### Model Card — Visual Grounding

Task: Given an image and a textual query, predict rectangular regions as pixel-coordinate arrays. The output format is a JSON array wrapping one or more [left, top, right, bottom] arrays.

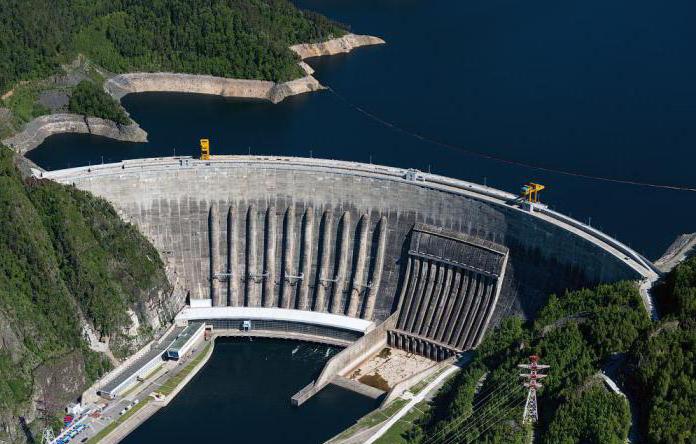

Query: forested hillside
[[401, 266, 696, 444], [0, 146, 171, 442], [625, 256, 696, 443], [0, 0, 346, 93]]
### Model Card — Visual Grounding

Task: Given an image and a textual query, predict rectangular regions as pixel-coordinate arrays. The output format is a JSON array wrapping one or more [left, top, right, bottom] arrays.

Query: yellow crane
[[521, 182, 545, 203], [200, 138, 211, 160]]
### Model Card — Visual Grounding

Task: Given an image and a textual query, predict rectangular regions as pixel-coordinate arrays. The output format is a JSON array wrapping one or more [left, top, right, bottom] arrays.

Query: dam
[[41, 156, 658, 365]]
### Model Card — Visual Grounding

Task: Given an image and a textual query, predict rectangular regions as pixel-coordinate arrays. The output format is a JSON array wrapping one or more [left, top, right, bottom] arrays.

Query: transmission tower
[[41, 428, 55, 444], [518, 354, 549, 424]]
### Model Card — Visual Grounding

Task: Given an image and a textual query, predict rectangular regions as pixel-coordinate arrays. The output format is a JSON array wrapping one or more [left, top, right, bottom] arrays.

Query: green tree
[[68, 80, 130, 125]]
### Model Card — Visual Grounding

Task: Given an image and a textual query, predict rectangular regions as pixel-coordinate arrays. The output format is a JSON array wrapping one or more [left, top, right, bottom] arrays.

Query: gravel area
[[349, 347, 435, 389]]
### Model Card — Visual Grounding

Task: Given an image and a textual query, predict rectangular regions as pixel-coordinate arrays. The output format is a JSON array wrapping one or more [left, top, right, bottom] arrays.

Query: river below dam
[[27, 0, 696, 260], [120, 338, 377, 444]]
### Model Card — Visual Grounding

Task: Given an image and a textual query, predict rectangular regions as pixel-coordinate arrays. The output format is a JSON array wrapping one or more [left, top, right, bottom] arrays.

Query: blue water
[[28, 0, 696, 258], [120, 338, 377, 444]]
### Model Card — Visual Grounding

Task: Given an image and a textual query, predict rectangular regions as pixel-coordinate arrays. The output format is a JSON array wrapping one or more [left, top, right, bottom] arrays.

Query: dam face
[[44, 156, 652, 357]]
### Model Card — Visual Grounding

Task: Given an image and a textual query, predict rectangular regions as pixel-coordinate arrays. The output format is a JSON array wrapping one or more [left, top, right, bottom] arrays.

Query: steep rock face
[[32, 352, 88, 417], [0, 311, 23, 363], [2, 114, 147, 154], [268, 76, 324, 103], [289, 33, 385, 59]]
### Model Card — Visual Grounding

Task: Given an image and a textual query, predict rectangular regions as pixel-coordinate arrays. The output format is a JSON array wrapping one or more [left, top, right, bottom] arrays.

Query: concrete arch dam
[[42, 156, 658, 359]]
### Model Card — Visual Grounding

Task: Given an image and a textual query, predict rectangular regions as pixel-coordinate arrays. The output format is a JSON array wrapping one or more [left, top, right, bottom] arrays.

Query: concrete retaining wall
[[291, 313, 397, 406]]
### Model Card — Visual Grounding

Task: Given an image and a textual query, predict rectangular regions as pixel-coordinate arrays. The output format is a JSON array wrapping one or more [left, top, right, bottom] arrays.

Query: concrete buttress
[[281, 205, 296, 309], [314, 210, 334, 312], [246, 204, 260, 306], [209, 203, 222, 306], [264, 206, 278, 307], [331, 212, 351, 314], [363, 216, 387, 320], [298, 207, 315, 310], [347, 214, 370, 317], [227, 205, 241, 306]]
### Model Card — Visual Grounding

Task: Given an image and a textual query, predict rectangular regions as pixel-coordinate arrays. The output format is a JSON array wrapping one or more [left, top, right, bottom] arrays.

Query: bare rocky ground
[[0, 56, 121, 143], [349, 347, 434, 390], [655, 233, 696, 273]]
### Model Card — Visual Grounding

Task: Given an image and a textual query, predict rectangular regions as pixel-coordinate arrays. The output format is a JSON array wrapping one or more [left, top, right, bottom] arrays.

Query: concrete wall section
[[44, 157, 653, 332], [291, 313, 397, 406]]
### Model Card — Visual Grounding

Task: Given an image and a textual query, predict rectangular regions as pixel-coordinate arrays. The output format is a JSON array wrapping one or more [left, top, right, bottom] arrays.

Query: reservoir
[[27, 0, 696, 260], [120, 338, 377, 444]]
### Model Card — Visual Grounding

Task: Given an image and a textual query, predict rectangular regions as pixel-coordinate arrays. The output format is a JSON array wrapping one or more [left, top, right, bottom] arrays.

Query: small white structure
[[404, 168, 426, 182], [190, 298, 213, 308], [66, 402, 83, 416]]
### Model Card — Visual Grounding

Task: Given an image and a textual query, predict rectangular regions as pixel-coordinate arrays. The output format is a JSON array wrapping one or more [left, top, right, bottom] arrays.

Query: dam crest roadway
[[40, 155, 660, 388]]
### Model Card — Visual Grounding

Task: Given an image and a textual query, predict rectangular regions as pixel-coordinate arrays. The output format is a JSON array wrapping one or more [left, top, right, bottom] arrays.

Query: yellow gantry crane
[[200, 138, 211, 160], [521, 182, 545, 203]]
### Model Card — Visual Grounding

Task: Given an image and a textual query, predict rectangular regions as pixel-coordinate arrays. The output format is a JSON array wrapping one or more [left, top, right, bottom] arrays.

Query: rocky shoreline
[[3, 114, 148, 154], [5, 33, 384, 155], [105, 33, 385, 103], [289, 33, 385, 59], [105, 72, 323, 104], [655, 233, 696, 273]]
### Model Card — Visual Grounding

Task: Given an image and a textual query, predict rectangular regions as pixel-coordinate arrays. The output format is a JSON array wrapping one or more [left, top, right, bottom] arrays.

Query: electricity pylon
[[519, 355, 550, 424]]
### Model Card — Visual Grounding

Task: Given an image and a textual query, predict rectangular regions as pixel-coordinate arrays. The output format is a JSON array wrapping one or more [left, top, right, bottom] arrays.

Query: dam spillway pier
[[264, 206, 278, 308], [314, 210, 334, 312], [41, 156, 659, 366], [332, 212, 352, 315], [298, 207, 315, 311], [282, 205, 297, 309]]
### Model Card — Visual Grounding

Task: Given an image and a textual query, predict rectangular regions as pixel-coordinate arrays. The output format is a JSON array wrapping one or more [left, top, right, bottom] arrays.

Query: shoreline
[[105, 33, 384, 103], [3, 113, 147, 155], [3, 33, 384, 155], [104, 72, 324, 104]]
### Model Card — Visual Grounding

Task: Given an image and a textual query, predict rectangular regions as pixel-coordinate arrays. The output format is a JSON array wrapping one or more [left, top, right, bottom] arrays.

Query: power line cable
[[462, 397, 528, 444], [326, 86, 696, 193], [438, 392, 526, 444], [420, 378, 521, 444], [436, 389, 525, 444], [424, 383, 523, 444]]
